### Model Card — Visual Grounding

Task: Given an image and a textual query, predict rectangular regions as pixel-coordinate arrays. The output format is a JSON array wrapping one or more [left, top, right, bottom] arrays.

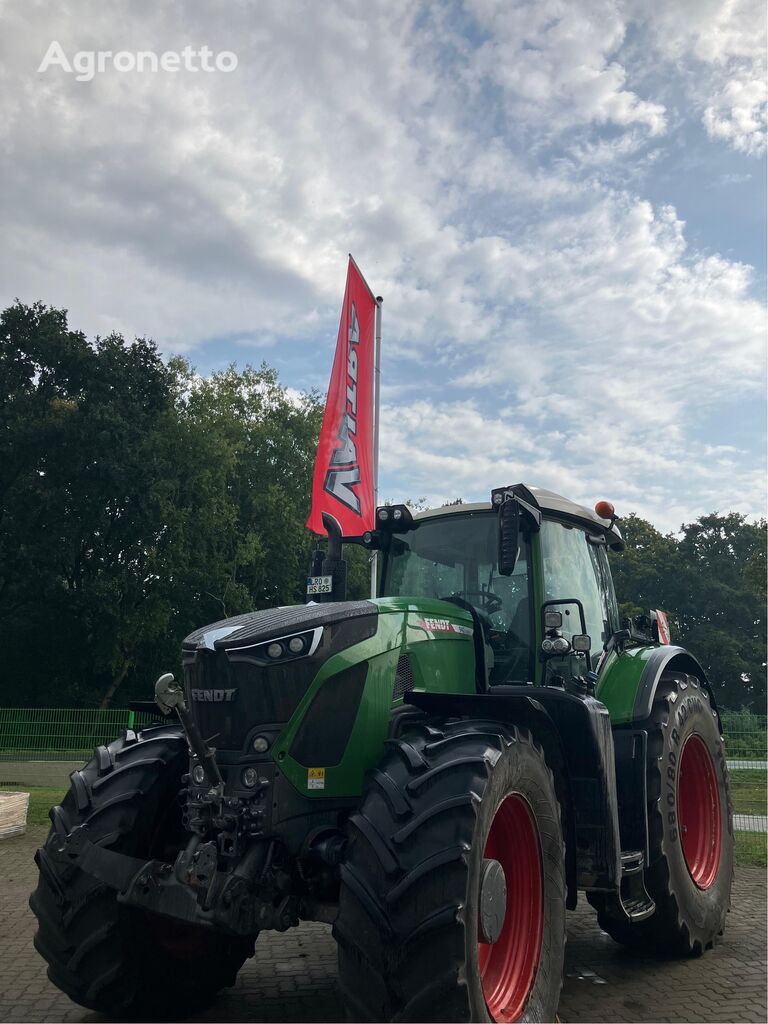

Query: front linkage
[[50, 673, 336, 938]]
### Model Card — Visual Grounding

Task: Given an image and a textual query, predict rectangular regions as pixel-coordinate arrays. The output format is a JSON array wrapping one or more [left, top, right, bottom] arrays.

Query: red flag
[[307, 257, 377, 536]]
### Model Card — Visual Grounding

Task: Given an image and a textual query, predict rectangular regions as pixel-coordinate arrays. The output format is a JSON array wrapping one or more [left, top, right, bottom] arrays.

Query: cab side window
[[540, 520, 612, 664]]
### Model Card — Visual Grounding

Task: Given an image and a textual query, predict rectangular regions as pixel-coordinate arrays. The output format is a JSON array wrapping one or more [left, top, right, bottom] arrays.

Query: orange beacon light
[[595, 500, 616, 520]]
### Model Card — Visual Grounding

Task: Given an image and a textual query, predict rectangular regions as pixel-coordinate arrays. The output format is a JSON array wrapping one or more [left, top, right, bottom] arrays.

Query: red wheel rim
[[678, 734, 722, 890], [478, 794, 543, 1022]]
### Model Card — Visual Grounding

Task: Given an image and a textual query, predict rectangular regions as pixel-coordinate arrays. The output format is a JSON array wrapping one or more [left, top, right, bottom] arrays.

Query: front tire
[[591, 672, 734, 955], [334, 719, 566, 1022], [30, 723, 254, 1017]]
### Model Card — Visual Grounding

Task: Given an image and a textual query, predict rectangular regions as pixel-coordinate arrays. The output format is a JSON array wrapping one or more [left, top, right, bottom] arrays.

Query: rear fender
[[597, 645, 720, 728], [405, 687, 623, 898]]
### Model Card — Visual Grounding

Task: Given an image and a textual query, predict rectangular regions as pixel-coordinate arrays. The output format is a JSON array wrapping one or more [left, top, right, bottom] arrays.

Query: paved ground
[[1, 827, 765, 1024]]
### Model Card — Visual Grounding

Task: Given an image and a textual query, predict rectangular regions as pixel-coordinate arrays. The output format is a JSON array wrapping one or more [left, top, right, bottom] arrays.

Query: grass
[[1, 785, 65, 826], [735, 831, 767, 868], [729, 768, 767, 816], [3, 776, 766, 867], [730, 768, 766, 867]]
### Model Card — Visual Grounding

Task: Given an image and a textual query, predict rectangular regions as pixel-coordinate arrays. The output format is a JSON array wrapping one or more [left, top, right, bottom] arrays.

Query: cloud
[[381, 391, 766, 535], [703, 74, 767, 155], [631, 0, 767, 156], [465, 0, 667, 135], [0, 0, 764, 529]]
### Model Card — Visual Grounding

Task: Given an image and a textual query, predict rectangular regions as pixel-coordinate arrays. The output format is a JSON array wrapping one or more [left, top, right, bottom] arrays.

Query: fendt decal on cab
[[323, 302, 361, 513], [416, 617, 474, 636]]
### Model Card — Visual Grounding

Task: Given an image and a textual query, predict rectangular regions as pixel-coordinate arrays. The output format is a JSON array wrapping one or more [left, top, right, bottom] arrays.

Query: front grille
[[183, 650, 318, 752]]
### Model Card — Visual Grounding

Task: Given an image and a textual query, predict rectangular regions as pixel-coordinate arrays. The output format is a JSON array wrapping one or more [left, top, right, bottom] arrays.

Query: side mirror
[[493, 484, 541, 576], [497, 496, 520, 576]]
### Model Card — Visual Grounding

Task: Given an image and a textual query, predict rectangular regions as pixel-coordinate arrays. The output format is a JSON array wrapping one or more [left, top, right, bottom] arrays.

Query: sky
[[1, 0, 766, 532]]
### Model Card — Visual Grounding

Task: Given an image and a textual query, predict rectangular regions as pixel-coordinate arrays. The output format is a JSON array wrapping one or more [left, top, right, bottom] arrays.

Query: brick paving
[[1, 826, 765, 1023]]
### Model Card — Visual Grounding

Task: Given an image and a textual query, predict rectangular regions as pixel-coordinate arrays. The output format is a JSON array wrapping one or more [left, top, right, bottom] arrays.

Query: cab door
[[537, 517, 619, 677]]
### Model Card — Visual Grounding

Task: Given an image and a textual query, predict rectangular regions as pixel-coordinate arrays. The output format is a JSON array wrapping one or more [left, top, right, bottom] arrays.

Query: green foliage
[[610, 513, 767, 711], [0, 302, 327, 708]]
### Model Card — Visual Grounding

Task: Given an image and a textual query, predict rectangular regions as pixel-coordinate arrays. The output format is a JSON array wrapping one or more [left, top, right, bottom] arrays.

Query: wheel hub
[[478, 858, 507, 944]]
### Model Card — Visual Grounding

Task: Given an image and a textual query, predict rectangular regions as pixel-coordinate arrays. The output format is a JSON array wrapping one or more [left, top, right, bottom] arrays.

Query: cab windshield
[[380, 511, 533, 684]]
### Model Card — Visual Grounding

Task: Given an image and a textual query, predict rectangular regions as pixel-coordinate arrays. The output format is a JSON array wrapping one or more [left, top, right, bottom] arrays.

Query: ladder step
[[619, 851, 655, 921], [621, 850, 645, 875]]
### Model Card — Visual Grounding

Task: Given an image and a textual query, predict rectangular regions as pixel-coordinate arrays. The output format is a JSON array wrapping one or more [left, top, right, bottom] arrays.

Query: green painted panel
[[595, 645, 657, 724], [274, 600, 476, 798]]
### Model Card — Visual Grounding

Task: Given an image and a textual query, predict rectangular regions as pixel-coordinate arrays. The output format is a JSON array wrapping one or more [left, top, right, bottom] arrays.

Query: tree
[[0, 302, 180, 707], [609, 512, 766, 711], [0, 304, 338, 708]]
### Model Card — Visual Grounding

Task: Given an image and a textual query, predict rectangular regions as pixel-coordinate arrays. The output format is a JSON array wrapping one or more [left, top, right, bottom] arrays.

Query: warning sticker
[[307, 767, 326, 790]]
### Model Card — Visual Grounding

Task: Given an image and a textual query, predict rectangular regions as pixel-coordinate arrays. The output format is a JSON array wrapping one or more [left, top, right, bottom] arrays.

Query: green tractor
[[31, 484, 733, 1022]]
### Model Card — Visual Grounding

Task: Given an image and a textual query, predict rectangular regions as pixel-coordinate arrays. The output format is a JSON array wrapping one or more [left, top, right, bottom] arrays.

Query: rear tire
[[591, 672, 734, 955], [334, 719, 566, 1022], [30, 723, 254, 1017]]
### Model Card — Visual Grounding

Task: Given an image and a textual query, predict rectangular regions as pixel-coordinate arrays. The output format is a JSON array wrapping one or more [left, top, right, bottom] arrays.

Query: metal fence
[[0, 707, 153, 760], [721, 709, 767, 865], [0, 704, 765, 861], [0, 707, 157, 787]]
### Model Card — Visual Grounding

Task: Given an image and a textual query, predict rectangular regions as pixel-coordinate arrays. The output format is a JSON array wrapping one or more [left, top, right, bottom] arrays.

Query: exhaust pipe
[[319, 512, 347, 602]]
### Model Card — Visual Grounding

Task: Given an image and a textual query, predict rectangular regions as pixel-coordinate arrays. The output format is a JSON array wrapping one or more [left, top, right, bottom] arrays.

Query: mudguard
[[596, 645, 718, 727], [405, 687, 623, 899]]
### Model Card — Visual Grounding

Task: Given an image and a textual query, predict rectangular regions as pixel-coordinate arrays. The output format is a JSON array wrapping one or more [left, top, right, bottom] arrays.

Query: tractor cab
[[376, 484, 624, 692]]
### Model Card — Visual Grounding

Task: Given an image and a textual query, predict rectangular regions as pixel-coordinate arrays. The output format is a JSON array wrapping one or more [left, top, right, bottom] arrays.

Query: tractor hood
[[182, 601, 377, 653], [181, 601, 378, 756]]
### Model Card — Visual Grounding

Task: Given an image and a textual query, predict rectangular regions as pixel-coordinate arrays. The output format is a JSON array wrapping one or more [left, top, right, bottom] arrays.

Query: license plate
[[306, 575, 333, 595]]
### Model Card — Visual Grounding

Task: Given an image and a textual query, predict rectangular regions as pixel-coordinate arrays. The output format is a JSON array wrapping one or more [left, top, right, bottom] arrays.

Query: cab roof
[[413, 485, 625, 550]]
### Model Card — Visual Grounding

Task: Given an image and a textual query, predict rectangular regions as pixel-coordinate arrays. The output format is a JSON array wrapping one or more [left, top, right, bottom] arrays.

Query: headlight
[[225, 626, 323, 666]]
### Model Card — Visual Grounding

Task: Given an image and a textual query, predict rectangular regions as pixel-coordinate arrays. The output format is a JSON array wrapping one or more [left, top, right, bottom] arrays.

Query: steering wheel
[[441, 590, 504, 615]]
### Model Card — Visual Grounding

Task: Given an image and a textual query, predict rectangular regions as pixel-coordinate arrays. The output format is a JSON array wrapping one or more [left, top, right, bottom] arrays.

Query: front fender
[[405, 687, 623, 896]]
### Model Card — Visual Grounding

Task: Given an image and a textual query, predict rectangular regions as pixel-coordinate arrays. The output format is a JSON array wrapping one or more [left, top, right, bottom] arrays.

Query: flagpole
[[371, 295, 383, 598]]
